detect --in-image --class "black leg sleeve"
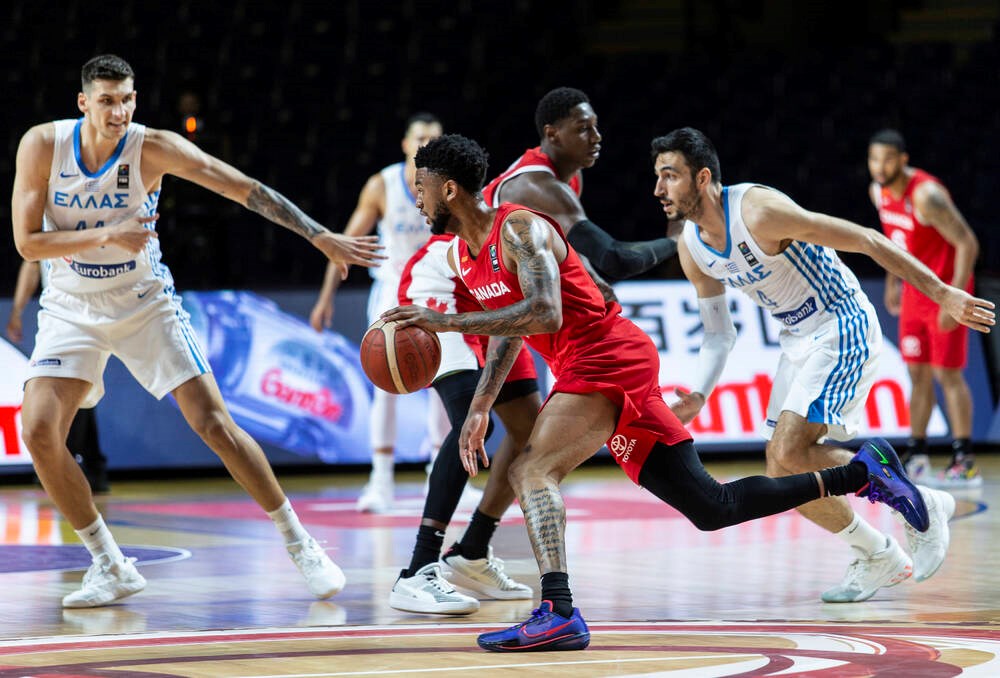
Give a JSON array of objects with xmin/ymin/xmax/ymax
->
[
  {"xmin": 422, "ymin": 370, "xmax": 494, "ymax": 524},
  {"xmin": 637, "ymin": 441, "xmax": 823, "ymax": 531},
  {"xmin": 567, "ymin": 219, "xmax": 677, "ymax": 280}
]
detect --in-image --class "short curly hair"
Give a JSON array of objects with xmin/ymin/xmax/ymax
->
[
  {"xmin": 414, "ymin": 134, "xmax": 489, "ymax": 194},
  {"xmin": 534, "ymin": 87, "xmax": 590, "ymax": 137}
]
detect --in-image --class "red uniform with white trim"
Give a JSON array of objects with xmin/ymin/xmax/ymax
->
[
  {"xmin": 398, "ymin": 234, "xmax": 536, "ymax": 382},
  {"xmin": 483, "ymin": 147, "xmax": 582, "ymax": 208},
  {"xmin": 453, "ymin": 204, "xmax": 691, "ymax": 483},
  {"xmin": 875, "ymin": 168, "xmax": 972, "ymax": 368}
]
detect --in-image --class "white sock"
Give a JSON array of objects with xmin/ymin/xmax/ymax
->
[
  {"xmin": 267, "ymin": 499, "xmax": 310, "ymax": 545},
  {"xmin": 836, "ymin": 514, "xmax": 888, "ymax": 555},
  {"xmin": 75, "ymin": 515, "xmax": 125, "ymax": 563},
  {"xmin": 371, "ymin": 452, "xmax": 394, "ymax": 483}
]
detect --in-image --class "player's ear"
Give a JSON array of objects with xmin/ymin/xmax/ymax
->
[
  {"xmin": 444, "ymin": 178, "xmax": 457, "ymax": 201},
  {"xmin": 77, "ymin": 91, "xmax": 87, "ymax": 114}
]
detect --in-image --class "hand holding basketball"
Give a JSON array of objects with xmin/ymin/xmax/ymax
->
[{"xmin": 360, "ymin": 318, "xmax": 441, "ymax": 394}]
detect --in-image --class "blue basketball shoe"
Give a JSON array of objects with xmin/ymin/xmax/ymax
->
[
  {"xmin": 477, "ymin": 600, "xmax": 590, "ymax": 652},
  {"xmin": 852, "ymin": 437, "xmax": 930, "ymax": 533}
]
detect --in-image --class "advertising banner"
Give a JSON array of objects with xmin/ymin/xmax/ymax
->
[{"xmin": 0, "ymin": 279, "xmax": 995, "ymax": 473}]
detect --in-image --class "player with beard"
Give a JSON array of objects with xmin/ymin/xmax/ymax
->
[
  {"xmin": 382, "ymin": 133, "xmax": 940, "ymax": 651},
  {"xmin": 868, "ymin": 129, "xmax": 982, "ymax": 487},
  {"xmin": 654, "ymin": 127, "xmax": 990, "ymax": 602}
]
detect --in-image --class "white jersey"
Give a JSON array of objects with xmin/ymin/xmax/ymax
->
[
  {"xmin": 371, "ymin": 162, "xmax": 432, "ymax": 281},
  {"xmin": 682, "ymin": 183, "xmax": 866, "ymax": 337},
  {"xmin": 42, "ymin": 118, "xmax": 167, "ymax": 295}
]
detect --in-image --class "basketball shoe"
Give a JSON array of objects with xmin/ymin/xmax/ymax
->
[
  {"xmin": 477, "ymin": 600, "xmax": 591, "ymax": 652},
  {"xmin": 903, "ymin": 487, "xmax": 956, "ymax": 581},
  {"xmin": 852, "ymin": 437, "xmax": 929, "ymax": 532},
  {"xmin": 441, "ymin": 546, "xmax": 532, "ymax": 599},
  {"xmin": 288, "ymin": 537, "xmax": 346, "ymax": 599},
  {"xmin": 62, "ymin": 554, "xmax": 146, "ymax": 608},
  {"xmin": 356, "ymin": 479, "xmax": 393, "ymax": 513},
  {"xmin": 903, "ymin": 453, "xmax": 932, "ymax": 484},
  {"xmin": 821, "ymin": 536, "xmax": 912, "ymax": 603},
  {"xmin": 936, "ymin": 458, "xmax": 983, "ymax": 489},
  {"xmin": 389, "ymin": 563, "xmax": 480, "ymax": 614}
]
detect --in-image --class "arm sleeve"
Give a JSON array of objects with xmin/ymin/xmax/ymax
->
[
  {"xmin": 690, "ymin": 294, "xmax": 737, "ymax": 397},
  {"xmin": 566, "ymin": 219, "xmax": 677, "ymax": 281}
]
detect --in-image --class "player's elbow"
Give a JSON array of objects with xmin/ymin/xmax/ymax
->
[
  {"xmin": 14, "ymin": 238, "xmax": 41, "ymax": 262},
  {"xmin": 529, "ymin": 300, "xmax": 562, "ymax": 334}
]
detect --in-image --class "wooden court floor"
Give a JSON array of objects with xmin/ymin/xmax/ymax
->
[{"xmin": 0, "ymin": 455, "xmax": 998, "ymax": 677}]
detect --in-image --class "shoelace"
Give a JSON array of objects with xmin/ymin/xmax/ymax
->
[
  {"xmin": 483, "ymin": 556, "xmax": 520, "ymax": 589},
  {"xmin": 421, "ymin": 567, "xmax": 456, "ymax": 593}
]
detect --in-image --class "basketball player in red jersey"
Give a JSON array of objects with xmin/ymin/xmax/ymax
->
[
  {"xmin": 382, "ymin": 134, "xmax": 934, "ymax": 652},
  {"xmin": 484, "ymin": 87, "xmax": 678, "ymax": 294},
  {"xmin": 868, "ymin": 129, "xmax": 982, "ymax": 487}
]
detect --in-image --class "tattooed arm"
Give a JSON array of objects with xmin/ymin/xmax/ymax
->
[
  {"xmin": 458, "ymin": 335, "xmax": 524, "ymax": 476},
  {"xmin": 141, "ymin": 128, "xmax": 384, "ymax": 274},
  {"xmin": 382, "ymin": 210, "xmax": 565, "ymax": 336}
]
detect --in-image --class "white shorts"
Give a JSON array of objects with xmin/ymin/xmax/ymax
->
[
  {"xmin": 27, "ymin": 282, "xmax": 211, "ymax": 408},
  {"xmin": 368, "ymin": 277, "xmax": 480, "ymax": 381},
  {"xmin": 763, "ymin": 296, "xmax": 883, "ymax": 443}
]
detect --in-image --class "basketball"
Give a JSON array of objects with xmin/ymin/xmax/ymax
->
[{"xmin": 360, "ymin": 319, "xmax": 442, "ymax": 394}]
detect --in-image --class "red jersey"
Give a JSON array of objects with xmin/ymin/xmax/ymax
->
[
  {"xmin": 453, "ymin": 203, "xmax": 691, "ymax": 483},
  {"xmin": 483, "ymin": 147, "xmax": 582, "ymax": 207},
  {"xmin": 875, "ymin": 168, "xmax": 973, "ymax": 308}
]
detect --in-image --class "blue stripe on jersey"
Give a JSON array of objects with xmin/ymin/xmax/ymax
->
[
  {"xmin": 399, "ymin": 164, "xmax": 417, "ymax": 206},
  {"xmin": 783, "ymin": 243, "xmax": 869, "ymax": 423},
  {"xmin": 696, "ymin": 186, "xmax": 733, "ymax": 258},
  {"xmin": 73, "ymin": 118, "xmax": 129, "ymax": 178}
]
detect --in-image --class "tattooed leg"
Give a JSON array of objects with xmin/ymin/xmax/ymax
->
[{"xmin": 507, "ymin": 391, "xmax": 618, "ymax": 575}]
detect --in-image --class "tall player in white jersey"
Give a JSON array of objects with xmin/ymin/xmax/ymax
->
[
  {"xmin": 310, "ymin": 114, "xmax": 450, "ymax": 513},
  {"xmin": 651, "ymin": 128, "xmax": 993, "ymax": 603},
  {"xmin": 11, "ymin": 54, "xmax": 384, "ymax": 609}
]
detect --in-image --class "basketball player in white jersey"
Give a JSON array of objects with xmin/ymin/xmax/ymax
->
[
  {"xmin": 11, "ymin": 54, "xmax": 384, "ymax": 608},
  {"xmin": 651, "ymin": 128, "xmax": 993, "ymax": 603},
  {"xmin": 310, "ymin": 114, "xmax": 451, "ymax": 513}
]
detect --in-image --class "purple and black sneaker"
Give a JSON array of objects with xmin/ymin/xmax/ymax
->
[
  {"xmin": 477, "ymin": 600, "xmax": 590, "ymax": 652},
  {"xmin": 852, "ymin": 437, "xmax": 930, "ymax": 532}
]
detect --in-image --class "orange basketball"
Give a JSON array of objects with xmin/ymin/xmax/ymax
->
[{"xmin": 360, "ymin": 319, "xmax": 442, "ymax": 394}]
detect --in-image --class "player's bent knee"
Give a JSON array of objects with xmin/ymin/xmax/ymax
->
[
  {"xmin": 20, "ymin": 418, "xmax": 64, "ymax": 458},
  {"xmin": 189, "ymin": 410, "xmax": 237, "ymax": 448}
]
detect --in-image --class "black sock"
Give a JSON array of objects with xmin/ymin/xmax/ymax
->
[
  {"xmin": 820, "ymin": 462, "xmax": 870, "ymax": 497},
  {"xmin": 952, "ymin": 438, "xmax": 973, "ymax": 464},
  {"xmin": 458, "ymin": 509, "xmax": 499, "ymax": 560},
  {"xmin": 903, "ymin": 437, "xmax": 927, "ymax": 463},
  {"xmin": 540, "ymin": 571, "xmax": 573, "ymax": 618},
  {"xmin": 406, "ymin": 524, "xmax": 445, "ymax": 576}
]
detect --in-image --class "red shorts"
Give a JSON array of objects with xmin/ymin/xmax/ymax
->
[
  {"xmin": 898, "ymin": 300, "xmax": 968, "ymax": 369},
  {"xmin": 545, "ymin": 319, "xmax": 691, "ymax": 484}
]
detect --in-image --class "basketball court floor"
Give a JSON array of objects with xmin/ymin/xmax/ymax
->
[{"xmin": 0, "ymin": 455, "xmax": 997, "ymax": 676}]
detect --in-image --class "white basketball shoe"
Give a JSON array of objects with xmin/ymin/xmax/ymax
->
[
  {"xmin": 904, "ymin": 486, "xmax": 956, "ymax": 582},
  {"xmin": 821, "ymin": 536, "xmax": 912, "ymax": 603},
  {"xmin": 62, "ymin": 554, "xmax": 147, "ymax": 608},
  {"xmin": 442, "ymin": 546, "xmax": 533, "ymax": 600},
  {"xmin": 288, "ymin": 537, "xmax": 346, "ymax": 599},
  {"xmin": 389, "ymin": 563, "xmax": 480, "ymax": 614}
]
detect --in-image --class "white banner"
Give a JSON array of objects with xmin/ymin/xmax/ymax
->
[{"xmin": 613, "ymin": 280, "xmax": 947, "ymax": 445}]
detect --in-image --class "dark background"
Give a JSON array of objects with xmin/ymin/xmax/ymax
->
[{"xmin": 2, "ymin": 0, "xmax": 998, "ymax": 306}]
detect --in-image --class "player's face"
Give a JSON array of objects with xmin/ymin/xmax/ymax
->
[
  {"xmin": 415, "ymin": 168, "xmax": 453, "ymax": 234},
  {"xmin": 552, "ymin": 103, "xmax": 602, "ymax": 168},
  {"xmin": 867, "ymin": 143, "xmax": 906, "ymax": 187},
  {"xmin": 653, "ymin": 151, "xmax": 702, "ymax": 222},
  {"xmin": 403, "ymin": 122, "xmax": 443, "ymax": 162},
  {"xmin": 78, "ymin": 78, "xmax": 136, "ymax": 141}
]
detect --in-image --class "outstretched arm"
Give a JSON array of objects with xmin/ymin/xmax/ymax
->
[
  {"xmin": 913, "ymin": 181, "xmax": 980, "ymax": 330},
  {"xmin": 503, "ymin": 173, "xmax": 676, "ymax": 280},
  {"xmin": 747, "ymin": 188, "xmax": 994, "ymax": 333},
  {"xmin": 141, "ymin": 128, "xmax": 385, "ymax": 275}
]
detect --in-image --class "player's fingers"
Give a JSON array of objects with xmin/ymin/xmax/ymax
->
[{"xmin": 478, "ymin": 446, "xmax": 490, "ymax": 469}]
